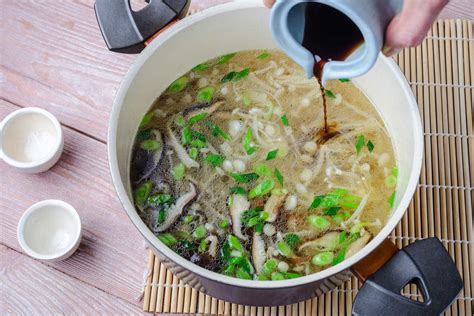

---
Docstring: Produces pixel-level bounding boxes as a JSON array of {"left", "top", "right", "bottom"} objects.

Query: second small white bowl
[{"left": 17, "top": 200, "right": 82, "bottom": 262}]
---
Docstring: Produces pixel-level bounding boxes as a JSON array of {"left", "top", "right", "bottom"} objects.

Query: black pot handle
[
  {"left": 353, "top": 238, "right": 463, "bottom": 315},
  {"left": 94, "top": 0, "right": 191, "bottom": 53}
]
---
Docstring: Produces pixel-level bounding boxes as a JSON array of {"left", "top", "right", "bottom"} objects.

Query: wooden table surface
[{"left": 1, "top": 0, "right": 472, "bottom": 314}]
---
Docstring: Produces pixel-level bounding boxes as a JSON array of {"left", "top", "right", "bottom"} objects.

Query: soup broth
[{"left": 131, "top": 50, "right": 397, "bottom": 280}]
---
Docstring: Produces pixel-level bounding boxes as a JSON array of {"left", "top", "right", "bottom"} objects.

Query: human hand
[{"left": 263, "top": 0, "right": 450, "bottom": 56}]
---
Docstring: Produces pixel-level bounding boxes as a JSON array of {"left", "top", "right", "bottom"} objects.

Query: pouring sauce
[{"left": 302, "top": 3, "right": 364, "bottom": 132}]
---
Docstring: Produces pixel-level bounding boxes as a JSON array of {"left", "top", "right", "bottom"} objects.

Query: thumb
[{"left": 383, "top": 0, "right": 448, "bottom": 56}]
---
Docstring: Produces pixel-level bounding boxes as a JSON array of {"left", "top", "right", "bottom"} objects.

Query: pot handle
[
  {"left": 352, "top": 238, "right": 463, "bottom": 315},
  {"left": 94, "top": 0, "right": 191, "bottom": 53}
]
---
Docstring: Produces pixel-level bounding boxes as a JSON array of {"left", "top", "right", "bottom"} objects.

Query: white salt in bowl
[
  {"left": 17, "top": 200, "right": 82, "bottom": 262},
  {"left": 0, "top": 107, "right": 64, "bottom": 173}
]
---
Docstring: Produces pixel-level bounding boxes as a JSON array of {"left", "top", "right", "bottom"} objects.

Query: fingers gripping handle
[{"left": 353, "top": 238, "right": 463, "bottom": 316}]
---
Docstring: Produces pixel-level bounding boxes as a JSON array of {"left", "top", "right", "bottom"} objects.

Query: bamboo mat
[{"left": 142, "top": 20, "right": 473, "bottom": 315}]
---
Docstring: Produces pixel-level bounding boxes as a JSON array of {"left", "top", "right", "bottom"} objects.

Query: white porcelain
[
  {"left": 0, "top": 107, "right": 64, "bottom": 173},
  {"left": 17, "top": 200, "right": 82, "bottom": 262},
  {"left": 107, "top": 2, "right": 423, "bottom": 306}
]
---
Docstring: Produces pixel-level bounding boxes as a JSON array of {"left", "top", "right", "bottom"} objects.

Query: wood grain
[
  {"left": 0, "top": 245, "right": 140, "bottom": 314},
  {"left": 0, "top": 100, "right": 147, "bottom": 308}
]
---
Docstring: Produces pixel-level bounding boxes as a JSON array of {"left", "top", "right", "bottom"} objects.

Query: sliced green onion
[
  {"left": 312, "top": 252, "right": 334, "bottom": 266},
  {"left": 192, "top": 63, "right": 209, "bottom": 72},
  {"left": 281, "top": 114, "right": 289, "bottom": 126},
  {"left": 140, "top": 139, "right": 161, "bottom": 151},
  {"left": 284, "top": 233, "right": 301, "bottom": 248},
  {"left": 157, "top": 209, "right": 166, "bottom": 224},
  {"left": 309, "top": 215, "right": 330, "bottom": 229},
  {"left": 236, "top": 267, "right": 252, "bottom": 280},
  {"left": 388, "top": 191, "right": 396, "bottom": 208},
  {"left": 174, "top": 114, "right": 186, "bottom": 126},
  {"left": 254, "top": 164, "right": 272, "bottom": 177},
  {"left": 271, "top": 188, "right": 288, "bottom": 196},
  {"left": 324, "top": 206, "right": 342, "bottom": 216},
  {"left": 276, "top": 241, "right": 294, "bottom": 257},
  {"left": 218, "top": 219, "right": 230, "bottom": 229},
  {"left": 325, "top": 89, "right": 336, "bottom": 98},
  {"left": 310, "top": 195, "right": 325, "bottom": 209},
  {"left": 183, "top": 214, "right": 194, "bottom": 224},
  {"left": 231, "top": 172, "right": 259, "bottom": 183},
  {"left": 392, "top": 166, "right": 398, "bottom": 176},
  {"left": 158, "top": 233, "right": 178, "bottom": 247},
  {"left": 249, "top": 180, "right": 275, "bottom": 199},
  {"left": 261, "top": 259, "right": 278, "bottom": 275},
  {"left": 242, "top": 93, "right": 251, "bottom": 106},
  {"left": 266, "top": 149, "right": 279, "bottom": 161},
  {"left": 230, "top": 186, "right": 247, "bottom": 195},
  {"left": 197, "top": 86, "right": 215, "bottom": 103},
  {"left": 350, "top": 222, "right": 369, "bottom": 235},
  {"left": 221, "top": 71, "right": 237, "bottom": 83},
  {"left": 205, "top": 121, "right": 231, "bottom": 141},
  {"left": 188, "top": 112, "right": 208, "bottom": 125},
  {"left": 193, "top": 225, "right": 207, "bottom": 239},
  {"left": 217, "top": 53, "right": 236, "bottom": 64},
  {"left": 204, "top": 153, "right": 225, "bottom": 167},
  {"left": 339, "top": 78, "right": 350, "bottom": 82},
  {"left": 257, "top": 51, "right": 271, "bottom": 59},
  {"left": 271, "top": 272, "right": 285, "bottom": 280},
  {"left": 228, "top": 235, "right": 243, "bottom": 251},
  {"left": 172, "top": 163, "right": 185, "bottom": 180},
  {"left": 355, "top": 135, "right": 365, "bottom": 154},
  {"left": 168, "top": 76, "right": 188, "bottom": 93},
  {"left": 277, "top": 146, "right": 288, "bottom": 157},
  {"left": 333, "top": 213, "right": 344, "bottom": 225},
  {"left": 235, "top": 68, "right": 250, "bottom": 80},
  {"left": 339, "top": 231, "right": 347, "bottom": 243},
  {"left": 284, "top": 272, "right": 302, "bottom": 279},
  {"left": 189, "top": 147, "right": 199, "bottom": 160},
  {"left": 385, "top": 175, "right": 397, "bottom": 187},
  {"left": 134, "top": 181, "right": 153, "bottom": 207},
  {"left": 332, "top": 248, "right": 346, "bottom": 266},
  {"left": 181, "top": 126, "right": 192, "bottom": 145},
  {"left": 243, "top": 128, "right": 257, "bottom": 155},
  {"left": 148, "top": 194, "right": 173, "bottom": 206},
  {"left": 367, "top": 140, "right": 375, "bottom": 152},
  {"left": 191, "top": 130, "right": 206, "bottom": 142},
  {"left": 199, "top": 239, "right": 207, "bottom": 252},
  {"left": 190, "top": 139, "right": 207, "bottom": 148},
  {"left": 139, "top": 112, "right": 154, "bottom": 129},
  {"left": 274, "top": 168, "right": 284, "bottom": 186}
]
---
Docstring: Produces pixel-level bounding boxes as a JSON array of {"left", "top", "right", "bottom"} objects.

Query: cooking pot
[{"left": 101, "top": 1, "right": 463, "bottom": 313}]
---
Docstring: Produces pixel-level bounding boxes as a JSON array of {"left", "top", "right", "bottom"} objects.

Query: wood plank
[
  {"left": 0, "top": 245, "right": 140, "bottom": 314},
  {"left": 0, "top": 100, "right": 147, "bottom": 307}
]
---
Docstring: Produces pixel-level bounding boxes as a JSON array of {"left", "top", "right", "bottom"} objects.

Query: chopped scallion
[
  {"left": 231, "top": 172, "right": 259, "bottom": 183},
  {"left": 388, "top": 191, "right": 396, "bottom": 208},
  {"left": 325, "top": 89, "right": 336, "bottom": 98},
  {"left": 204, "top": 153, "right": 225, "bottom": 167},
  {"left": 339, "top": 78, "right": 350, "bottom": 82},
  {"left": 266, "top": 149, "right": 279, "bottom": 161},
  {"left": 249, "top": 179, "right": 275, "bottom": 199},
  {"left": 284, "top": 233, "right": 301, "bottom": 248},
  {"left": 274, "top": 168, "right": 284, "bottom": 186},
  {"left": 243, "top": 128, "right": 257, "bottom": 155},
  {"left": 355, "top": 135, "right": 365, "bottom": 154},
  {"left": 276, "top": 241, "right": 294, "bottom": 257},
  {"left": 140, "top": 139, "right": 161, "bottom": 151},
  {"left": 230, "top": 186, "right": 247, "bottom": 195},
  {"left": 312, "top": 252, "right": 334, "bottom": 266},
  {"left": 197, "top": 86, "right": 215, "bottom": 103},
  {"left": 172, "top": 163, "right": 185, "bottom": 180},
  {"left": 367, "top": 140, "right": 375, "bottom": 152},
  {"left": 139, "top": 112, "right": 154, "bottom": 129},
  {"left": 168, "top": 76, "right": 188, "bottom": 93},
  {"left": 174, "top": 114, "right": 186, "bottom": 126},
  {"left": 192, "top": 63, "right": 209, "bottom": 72},
  {"left": 181, "top": 126, "right": 192, "bottom": 145},
  {"left": 188, "top": 112, "right": 208, "bottom": 125},
  {"left": 217, "top": 53, "right": 236, "bottom": 64},
  {"left": 158, "top": 233, "right": 178, "bottom": 247},
  {"left": 189, "top": 147, "right": 199, "bottom": 160},
  {"left": 271, "top": 272, "right": 285, "bottom": 280},
  {"left": 257, "top": 51, "right": 271, "bottom": 59},
  {"left": 254, "top": 164, "right": 272, "bottom": 177},
  {"left": 134, "top": 181, "right": 153, "bottom": 207},
  {"left": 193, "top": 225, "right": 207, "bottom": 240},
  {"left": 309, "top": 215, "right": 330, "bottom": 229},
  {"left": 281, "top": 114, "right": 289, "bottom": 126}
]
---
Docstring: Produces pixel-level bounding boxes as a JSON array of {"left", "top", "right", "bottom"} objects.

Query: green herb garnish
[
  {"left": 205, "top": 121, "right": 231, "bottom": 141},
  {"left": 189, "top": 147, "right": 199, "bottom": 160},
  {"left": 230, "top": 187, "right": 247, "bottom": 195},
  {"left": 325, "top": 90, "right": 336, "bottom": 98},
  {"left": 388, "top": 191, "right": 396, "bottom": 208},
  {"left": 204, "top": 153, "right": 225, "bottom": 167},
  {"left": 355, "top": 135, "right": 365, "bottom": 154},
  {"left": 217, "top": 53, "right": 236, "bottom": 64},
  {"left": 158, "top": 233, "right": 178, "bottom": 247},
  {"left": 190, "top": 139, "right": 207, "bottom": 148},
  {"left": 139, "top": 112, "right": 154, "bottom": 129},
  {"left": 281, "top": 114, "right": 289, "bottom": 126},
  {"left": 192, "top": 63, "right": 209, "bottom": 72},
  {"left": 235, "top": 68, "right": 250, "bottom": 80},
  {"left": 148, "top": 194, "right": 174, "bottom": 206},
  {"left": 174, "top": 114, "right": 186, "bottom": 126},
  {"left": 324, "top": 206, "right": 342, "bottom": 216},
  {"left": 266, "top": 149, "right": 279, "bottom": 161},
  {"left": 284, "top": 233, "right": 301, "bottom": 248},
  {"left": 274, "top": 168, "right": 284, "bottom": 186},
  {"left": 188, "top": 112, "right": 208, "bottom": 125},
  {"left": 339, "top": 78, "right": 350, "bottom": 82},
  {"left": 168, "top": 76, "right": 188, "bottom": 93},
  {"left": 367, "top": 140, "right": 375, "bottom": 152},
  {"left": 221, "top": 71, "right": 237, "bottom": 83},
  {"left": 243, "top": 128, "right": 257, "bottom": 155},
  {"left": 196, "top": 86, "right": 215, "bottom": 103},
  {"left": 172, "top": 163, "right": 185, "bottom": 180},
  {"left": 134, "top": 181, "right": 153, "bottom": 207},
  {"left": 181, "top": 126, "right": 192, "bottom": 145},
  {"left": 257, "top": 51, "right": 271, "bottom": 59},
  {"left": 254, "top": 164, "right": 272, "bottom": 177},
  {"left": 231, "top": 172, "right": 259, "bottom": 183},
  {"left": 249, "top": 179, "right": 275, "bottom": 199},
  {"left": 140, "top": 139, "right": 161, "bottom": 151}
]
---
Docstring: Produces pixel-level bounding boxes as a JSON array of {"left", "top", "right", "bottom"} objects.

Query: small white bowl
[
  {"left": 0, "top": 107, "right": 64, "bottom": 173},
  {"left": 17, "top": 200, "right": 82, "bottom": 262}
]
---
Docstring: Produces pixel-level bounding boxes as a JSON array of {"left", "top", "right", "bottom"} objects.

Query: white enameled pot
[{"left": 107, "top": 1, "right": 427, "bottom": 307}]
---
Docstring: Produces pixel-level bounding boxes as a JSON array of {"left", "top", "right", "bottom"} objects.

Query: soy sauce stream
[{"left": 302, "top": 3, "right": 364, "bottom": 133}]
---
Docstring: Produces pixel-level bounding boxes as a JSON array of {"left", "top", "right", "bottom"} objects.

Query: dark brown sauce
[{"left": 302, "top": 3, "right": 364, "bottom": 133}]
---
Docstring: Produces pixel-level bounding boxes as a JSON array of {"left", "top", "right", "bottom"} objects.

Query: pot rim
[{"left": 108, "top": 1, "right": 423, "bottom": 290}]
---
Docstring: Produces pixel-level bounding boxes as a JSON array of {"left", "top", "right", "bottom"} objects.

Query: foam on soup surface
[{"left": 130, "top": 50, "right": 397, "bottom": 280}]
